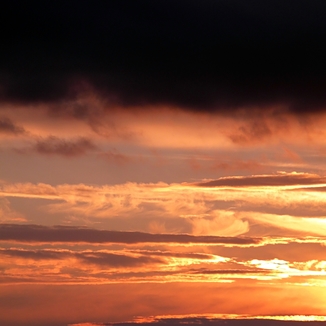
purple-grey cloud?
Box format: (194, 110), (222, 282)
(0, 248), (164, 267)
(0, 117), (25, 134)
(76, 251), (164, 267)
(33, 136), (97, 156)
(0, 224), (260, 245)
(0, 248), (67, 260)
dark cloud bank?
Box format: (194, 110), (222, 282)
(0, 224), (258, 245)
(1, 0), (326, 114)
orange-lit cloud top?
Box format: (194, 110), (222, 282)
(1, 172), (326, 237)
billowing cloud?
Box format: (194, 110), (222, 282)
(1, 173), (326, 237)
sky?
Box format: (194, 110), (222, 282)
(1, 1), (326, 325)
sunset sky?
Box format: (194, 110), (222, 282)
(1, 1), (326, 325)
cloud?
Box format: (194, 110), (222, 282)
(0, 117), (25, 134)
(99, 149), (131, 164)
(0, 198), (26, 223)
(190, 268), (266, 275)
(75, 251), (164, 267)
(0, 224), (260, 245)
(130, 250), (215, 260)
(247, 212), (326, 237)
(32, 136), (97, 156)
(293, 186), (326, 192)
(69, 315), (326, 326)
(191, 215), (249, 237)
(0, 248), (67, 260)
(229, 120), (272, 144)
(2, 176), (326, 235)
(0, 248), (164, 267)
(196, 172), (326, 187)
(1, 1), (326, 115)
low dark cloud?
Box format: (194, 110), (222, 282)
(87, 316), (326, 326)
(0, 117), (25, 134)
(131, 250), (214, 260)
(0, 248), (164, 267)
(33, 136), (97, 156)
(1, 1), (326, 114)
(76, 251), (164, 267)
(0, 248), (66, 260)
(0, 224), (260, 245)
(196, 174), (326, 187)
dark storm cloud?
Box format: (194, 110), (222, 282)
(33, 136), (97, 156)
(1, 1), (326, 114)
(0, 117), (25, 134)
(0, 224), (260, 245)
(196, 174), (326, 187)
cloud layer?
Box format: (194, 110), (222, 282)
(1, 1), (326, 114)
(1, 2), (326, 325)
(0, 224), (258, 245)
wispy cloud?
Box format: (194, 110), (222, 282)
(32, 136), (97, 156)
(0, 117), (25, 135)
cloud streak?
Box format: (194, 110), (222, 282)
(196, 173), (326, 187)
(0, 224), (259, 245)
